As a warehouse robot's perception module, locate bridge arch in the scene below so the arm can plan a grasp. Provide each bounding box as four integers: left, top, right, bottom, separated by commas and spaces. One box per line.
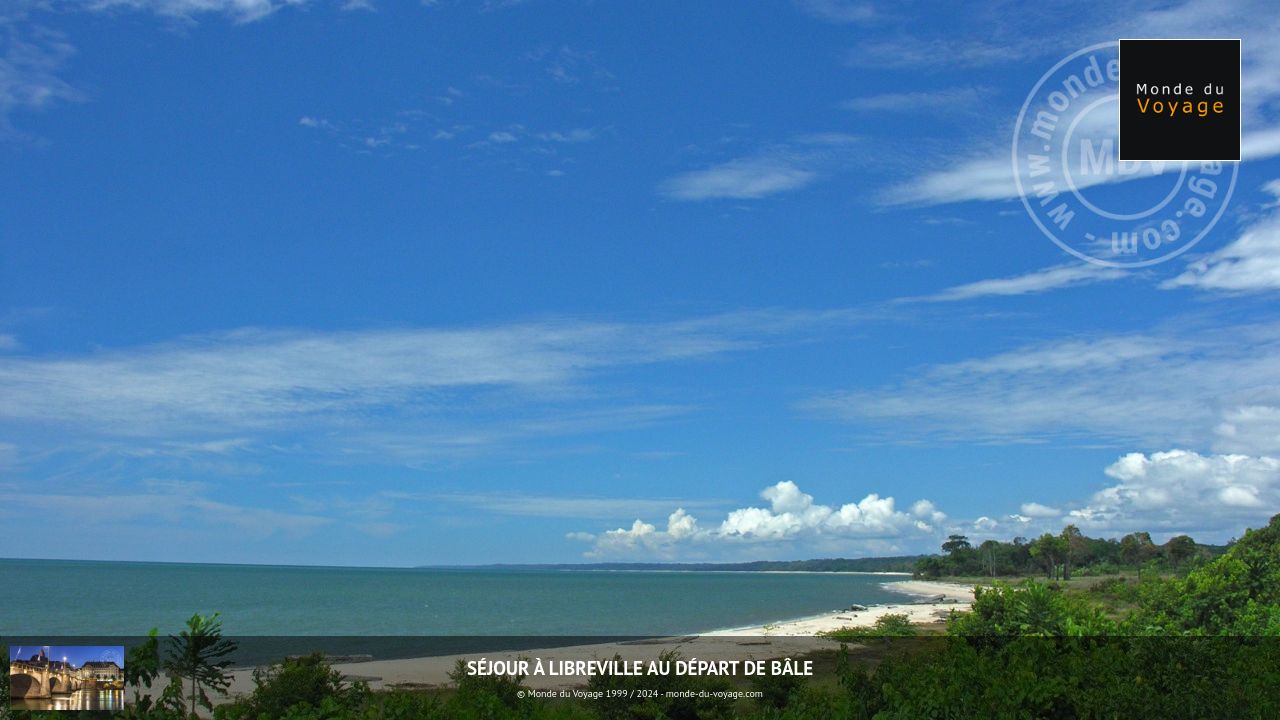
10, 673, 43, 698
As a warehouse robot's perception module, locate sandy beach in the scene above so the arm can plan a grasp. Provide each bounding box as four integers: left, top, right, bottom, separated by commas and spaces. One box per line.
701, 579, 973, 637
210, 579, 975, 696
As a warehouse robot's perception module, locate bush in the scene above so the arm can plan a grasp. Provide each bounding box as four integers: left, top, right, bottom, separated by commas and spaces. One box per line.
820, 613, 918, 642
214, 653, 356, 720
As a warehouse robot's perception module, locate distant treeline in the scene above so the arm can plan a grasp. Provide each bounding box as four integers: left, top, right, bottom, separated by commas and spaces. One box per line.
915, 526, 1230, 580
452, 556, 925, 573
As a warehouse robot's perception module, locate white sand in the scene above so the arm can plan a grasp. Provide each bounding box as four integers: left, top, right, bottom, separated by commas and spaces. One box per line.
702, 579, 974, 637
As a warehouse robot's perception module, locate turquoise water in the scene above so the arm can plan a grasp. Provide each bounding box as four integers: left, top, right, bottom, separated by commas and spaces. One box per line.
0, 559, 910, 636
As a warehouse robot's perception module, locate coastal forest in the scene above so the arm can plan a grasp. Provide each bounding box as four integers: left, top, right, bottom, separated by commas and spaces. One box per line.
4, 514, 1278, 719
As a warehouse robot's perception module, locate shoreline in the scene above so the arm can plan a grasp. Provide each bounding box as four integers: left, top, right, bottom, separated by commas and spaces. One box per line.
701, 579, 974, 636
211, 579, 974, 698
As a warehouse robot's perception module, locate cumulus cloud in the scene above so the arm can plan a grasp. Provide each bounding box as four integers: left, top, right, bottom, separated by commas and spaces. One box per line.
973, 516, 998, 531
1066, 449, 1280, 536
572, 480, 943, 557
1019, 502, 1061, 518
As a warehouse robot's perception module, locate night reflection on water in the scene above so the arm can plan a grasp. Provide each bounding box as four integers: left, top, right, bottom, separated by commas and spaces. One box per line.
12, 689, 126, 711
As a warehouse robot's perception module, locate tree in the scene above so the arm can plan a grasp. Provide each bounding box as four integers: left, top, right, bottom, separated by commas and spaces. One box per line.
942, 534, 972, 555
1061, 524, 1086, 580
165, 612, 238, 717
914, 556, 946, 579
978, 540, 1000, 577
1029, 533, 1067, 580
1166, 534, 1196, 569
1120, 531, 1156, 566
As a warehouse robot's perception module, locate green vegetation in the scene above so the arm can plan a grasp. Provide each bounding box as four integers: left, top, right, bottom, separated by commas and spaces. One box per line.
819, 613, 917, 642
166, 613, 239, 717
7, 516, 1279, 719
916, 524, 1226, 580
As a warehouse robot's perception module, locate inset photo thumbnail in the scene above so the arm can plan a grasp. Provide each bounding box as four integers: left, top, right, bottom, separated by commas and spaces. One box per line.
9, 645, 126, 712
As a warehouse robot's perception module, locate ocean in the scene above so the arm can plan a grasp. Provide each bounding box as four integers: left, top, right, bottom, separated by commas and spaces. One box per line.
0, 559, 911, 636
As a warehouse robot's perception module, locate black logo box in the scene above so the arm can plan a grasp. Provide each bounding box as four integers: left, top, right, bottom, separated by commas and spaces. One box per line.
1119, 39, 1241, 162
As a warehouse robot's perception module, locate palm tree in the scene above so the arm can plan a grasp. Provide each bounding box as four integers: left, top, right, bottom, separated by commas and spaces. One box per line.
164, 612, 238, 717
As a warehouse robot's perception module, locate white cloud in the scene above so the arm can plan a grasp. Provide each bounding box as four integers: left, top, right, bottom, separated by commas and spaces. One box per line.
1163, 203, 1280, 292
1066, 449, 1280, 536
906, 263, 1127, 302
0, 309, 862, 461
659, 135, 858, 201
659, 156, 818, 201
423, 492, 727, 520
842, 87, 989, 113
806, 320, 1280, 455
847, 37, 1028, 69
3, 483, 331, 537
881, 151, 1016, 205
794, 0, 874, 24
87, 0, 310, 23
1019, 502, 1061, 518
973, 516, 998, 531
573, 480, 942, 557
0, 20, 83, 135
880, 3, 1280, 207
297, 115, 338, 130
487, 130, 517, 143
536, 128, 595, 143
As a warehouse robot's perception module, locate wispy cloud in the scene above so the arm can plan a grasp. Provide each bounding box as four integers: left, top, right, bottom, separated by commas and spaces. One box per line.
0, 310, 862, 456
847, 37, 1029, 69
422, 492, 730, 520
903, 263, 1128, 302
87, 0, 311, 24
659, 156, 818, 201
2, 483, 331, 538
805, 320, 1280, 455
794, 0, 875, 24
842, 86, 990, 113
0, 19, 82, 137
882, 2, 1280, 207
1163, 184, 1280, 292
658, 134, 858, 201
523, 45, 615, 88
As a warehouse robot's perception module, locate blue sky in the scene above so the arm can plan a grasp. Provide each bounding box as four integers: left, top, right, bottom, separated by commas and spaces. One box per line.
9, 645, 122, 668
3, 0, 1280, 565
